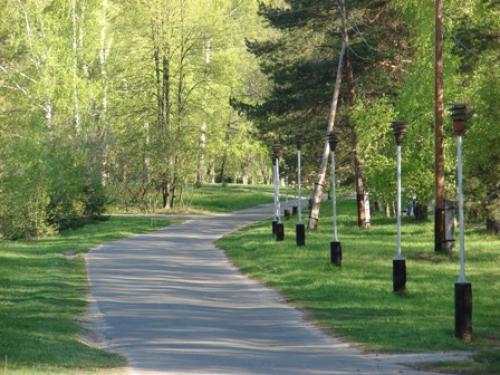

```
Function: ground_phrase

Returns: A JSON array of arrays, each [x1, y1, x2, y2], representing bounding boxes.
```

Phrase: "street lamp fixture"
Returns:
[[273, 143, 285, 241], [392, 120, 409, 292], [328, 131, 341, 266], [451, 103, 472, 341], [284, 165, 291, 219], [271, 150, 278, 236], [295, 134, 305, 246]]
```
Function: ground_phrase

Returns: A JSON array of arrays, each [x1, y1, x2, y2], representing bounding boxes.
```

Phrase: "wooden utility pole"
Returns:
[[308, 43, 346, 229], [434, 0, 446, 252]]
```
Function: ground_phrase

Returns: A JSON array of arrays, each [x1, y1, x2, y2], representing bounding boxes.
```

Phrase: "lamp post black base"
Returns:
[[284, 209, 291, 219], [393, 258, 406, 292], [292, 206, 298, 215], [330, 241, 342, 266], [272, 220, 278, 236], [455, 282, 473, 341], [296, 224, 305, 246], [276, 223, 285, 241]]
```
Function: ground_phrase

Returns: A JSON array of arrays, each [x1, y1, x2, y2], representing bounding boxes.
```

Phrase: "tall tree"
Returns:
[[434, 0, 446, 251]]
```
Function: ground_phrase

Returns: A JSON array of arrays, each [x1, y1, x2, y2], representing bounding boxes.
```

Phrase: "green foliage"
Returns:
[[352, 97, 396, 204], [391, 0, 499, 224], [0, 0, 272, 238]]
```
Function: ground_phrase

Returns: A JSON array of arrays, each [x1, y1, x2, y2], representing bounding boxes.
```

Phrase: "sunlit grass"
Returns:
[[185, 185, 273, 212], [218, 199, 500, 374], [110, 183, 274, 214], [0, 217, 172, 374]]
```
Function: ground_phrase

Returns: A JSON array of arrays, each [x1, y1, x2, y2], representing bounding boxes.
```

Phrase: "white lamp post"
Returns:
[[273, 143, 284, 241], [392, 120, 408, 292], [451, 103, 472, 341], [271, 150, 278, 236], [295, 134, 305, 246], [328, 131, 341, 266], [284, 165, 291, 219]]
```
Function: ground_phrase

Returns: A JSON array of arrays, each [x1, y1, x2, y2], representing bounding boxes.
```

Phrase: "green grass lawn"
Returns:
[[217, 200, 500, 374], [109, 183, 276, 214], [183, 184, 273, 212], [0, 217, 172, 375]]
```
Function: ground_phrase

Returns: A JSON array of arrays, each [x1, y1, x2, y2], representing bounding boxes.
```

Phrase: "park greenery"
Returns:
[[0, 0, 273, 239], [0, 0, 498, 373], [218, 200, 500, 374], [1, 0, 498, 240]]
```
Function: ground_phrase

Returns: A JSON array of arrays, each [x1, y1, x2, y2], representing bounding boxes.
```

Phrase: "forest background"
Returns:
[[0, 0, 498, 240]]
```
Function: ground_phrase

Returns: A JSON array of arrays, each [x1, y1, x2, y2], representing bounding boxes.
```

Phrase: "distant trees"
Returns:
[[0, 0, 270, 239], [0, 0, 497, 239], [243, 0, 499, 232], [243, 0, 410, 228]]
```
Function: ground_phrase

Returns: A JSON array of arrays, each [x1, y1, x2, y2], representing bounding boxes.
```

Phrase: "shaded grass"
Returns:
[[217, 200, 500, 374], [0, 217, 172, 374]]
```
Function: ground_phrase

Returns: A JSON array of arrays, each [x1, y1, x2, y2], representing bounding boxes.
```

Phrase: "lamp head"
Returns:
[[391, 120, 409, 146], [451, 103, 468, 136], [327, 131, 338, 152], [272, 143, 282, 159], [295, 134, 304, 150]]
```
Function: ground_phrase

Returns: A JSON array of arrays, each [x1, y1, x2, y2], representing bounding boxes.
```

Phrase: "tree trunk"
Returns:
[[339, 0, 368, 228], [434, 0, 446, 251], [197, 39, 210, 185], [219, 155, 227, 183], [169, 185, 176, 209], [71, 0, 80, 132], [162, 54, 170, 128], [144, 120, 151, 185], [154, 46, 163, 128], [209, 162, 216, 183], [416, 204, 429, 221], [162, 182, 170, 209], [242, 156, 251, 185], [353, 131, 368, 228], [197, 121, 206, 184], [385, 202, 392, 218], [486, 219, 500, 234], [99, 0, 109, 185], [308, 43, 346, 229]]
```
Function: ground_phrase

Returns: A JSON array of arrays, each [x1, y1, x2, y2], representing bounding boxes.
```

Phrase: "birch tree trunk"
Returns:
[[307, 43, 346, 229], [197, 39, 211, 185], [99, 0, 111, 185], [71, 0, 80, 131]]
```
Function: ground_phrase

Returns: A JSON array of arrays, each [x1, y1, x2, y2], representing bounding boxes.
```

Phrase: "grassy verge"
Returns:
[[110, 184, 275, 214], [0, 217, 173, 375], [183, 184, 273, 212], [217, 200, 500, 374]]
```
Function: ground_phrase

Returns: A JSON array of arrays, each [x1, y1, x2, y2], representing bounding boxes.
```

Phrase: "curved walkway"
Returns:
[[87, 204, 465, 375]]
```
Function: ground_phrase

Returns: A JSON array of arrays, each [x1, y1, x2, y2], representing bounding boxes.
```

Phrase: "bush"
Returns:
[[82, 183, 108, 218]]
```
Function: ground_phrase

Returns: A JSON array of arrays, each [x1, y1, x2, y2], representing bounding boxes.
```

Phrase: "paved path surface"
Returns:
[[87, 204, 466, 375]]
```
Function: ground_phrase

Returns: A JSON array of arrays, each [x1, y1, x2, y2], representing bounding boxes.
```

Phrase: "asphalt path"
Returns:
[[87, 204, 465, 375]]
